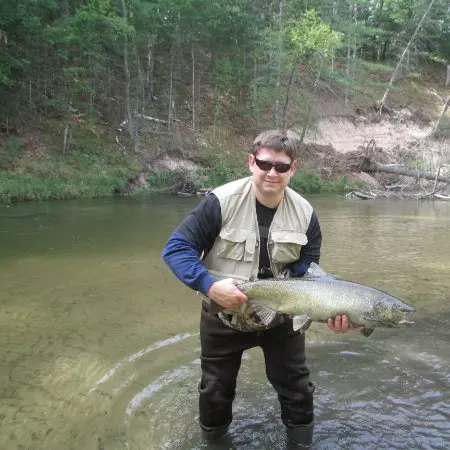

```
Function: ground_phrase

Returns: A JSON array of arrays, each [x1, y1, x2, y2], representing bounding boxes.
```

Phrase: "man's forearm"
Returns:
[[162, 232, 216, 295]]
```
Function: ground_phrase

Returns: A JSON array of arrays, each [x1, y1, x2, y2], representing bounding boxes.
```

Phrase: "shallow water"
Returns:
[[1, 196, 449, 449]]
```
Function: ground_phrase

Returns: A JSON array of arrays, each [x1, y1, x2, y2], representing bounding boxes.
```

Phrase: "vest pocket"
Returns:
[[269, 231, 308, 263], [215, 229, 256, 262]]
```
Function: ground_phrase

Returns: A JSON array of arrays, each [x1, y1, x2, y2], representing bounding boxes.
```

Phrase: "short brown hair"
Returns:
[[252, 130, 300, 160]]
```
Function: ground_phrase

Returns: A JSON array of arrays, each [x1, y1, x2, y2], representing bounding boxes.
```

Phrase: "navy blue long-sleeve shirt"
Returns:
[[162, 193, 322, 295]]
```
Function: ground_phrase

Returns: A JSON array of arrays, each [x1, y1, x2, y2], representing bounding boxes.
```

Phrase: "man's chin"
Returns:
[[262, 185, 282, 195]]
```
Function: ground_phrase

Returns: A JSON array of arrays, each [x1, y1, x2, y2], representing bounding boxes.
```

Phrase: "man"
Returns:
[[162, 130, 359, 449]]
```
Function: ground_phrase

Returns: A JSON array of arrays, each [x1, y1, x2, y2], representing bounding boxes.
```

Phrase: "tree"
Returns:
[[379, 0, 437, 112]]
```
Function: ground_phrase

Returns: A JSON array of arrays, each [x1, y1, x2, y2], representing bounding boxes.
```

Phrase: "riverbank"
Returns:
[[0, 125, 448, 204], [1, 66, 449, 204], [0, 122, 361, 204], [0, 162, 355, 204], [0, 121, 141, 203]]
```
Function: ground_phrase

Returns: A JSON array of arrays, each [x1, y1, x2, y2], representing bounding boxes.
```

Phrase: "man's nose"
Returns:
[[268, 166, 278, 175]]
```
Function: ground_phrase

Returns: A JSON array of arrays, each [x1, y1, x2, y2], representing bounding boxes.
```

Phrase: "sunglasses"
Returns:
[[254, 157, 292, 173]]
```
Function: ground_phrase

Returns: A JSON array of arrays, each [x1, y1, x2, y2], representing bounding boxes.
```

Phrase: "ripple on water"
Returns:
[[92, 336, 449, 450]]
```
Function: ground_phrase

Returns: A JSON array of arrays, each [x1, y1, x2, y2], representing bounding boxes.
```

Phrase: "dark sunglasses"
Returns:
[[254, 157, 292, 173]]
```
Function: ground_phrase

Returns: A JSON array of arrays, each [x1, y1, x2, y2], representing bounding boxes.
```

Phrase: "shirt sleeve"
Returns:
[[161, 194, 222, 295], [289, 210, 322, 277], [300, 211, 322, 264]]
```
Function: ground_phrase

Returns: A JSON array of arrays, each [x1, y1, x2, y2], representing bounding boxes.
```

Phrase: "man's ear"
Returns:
[[248, 153, 256, 172], [290, 159, 298, 173]]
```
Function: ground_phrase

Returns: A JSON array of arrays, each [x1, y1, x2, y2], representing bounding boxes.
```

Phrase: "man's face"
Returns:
[[248, 147, 298, 199]]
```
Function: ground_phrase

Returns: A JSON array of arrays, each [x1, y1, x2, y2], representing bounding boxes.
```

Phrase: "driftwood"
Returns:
[[346, 187, 449, 200], [434, 193, 450, 200], [346, 191, 376, 200], [362, 160, 450, 184]]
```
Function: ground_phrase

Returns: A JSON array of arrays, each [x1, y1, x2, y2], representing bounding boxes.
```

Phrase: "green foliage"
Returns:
[[288, 9, 342, 60], [0, 137, 24, 169], [290, 170, 351, 194], [0, 170, 126, 203], [138, 162, 353, 197], [0, 121, 140, 203], [140, 170, 186, 194], [197, 161, 248, 188], [0, 0, 449, 203]]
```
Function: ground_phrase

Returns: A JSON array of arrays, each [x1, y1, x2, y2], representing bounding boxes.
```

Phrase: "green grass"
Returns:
[[0, 122, 141, 203], [0, 120, 358, 203], [136, 170, 188, 195], [290, 170, 351, 194], [0, 164, 134, 203], [136, 162, 355, 197], [196, 161, 249, 188]]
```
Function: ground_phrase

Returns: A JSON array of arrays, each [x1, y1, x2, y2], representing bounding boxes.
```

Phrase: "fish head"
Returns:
[[372, 296, 416, 327]]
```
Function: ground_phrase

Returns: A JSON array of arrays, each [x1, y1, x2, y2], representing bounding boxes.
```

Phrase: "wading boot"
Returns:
[[200, 423, 234, 448], [286, 421, 314, 449]]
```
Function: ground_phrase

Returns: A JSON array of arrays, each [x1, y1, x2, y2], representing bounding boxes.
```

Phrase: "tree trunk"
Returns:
[[252, 58, 259, 131], [274, 0, 284, 128], [191, 44, 196, 132], [281, 62, 296, 129], [379, 0, 436, 113], [364, 161, 450, 183], [134, 36, 145, 113], [344, 3, 353, 105], [381, 40, 388, 61], [445, 64, 450, 88], [299, 69, 321, 145], [62, 100, 72, 155], [168, 36, 175, 134], [146, 36, 156, 101], [120, 0, 135, 149], [433, 95, 450, 134], [352, 3, 357, 77]]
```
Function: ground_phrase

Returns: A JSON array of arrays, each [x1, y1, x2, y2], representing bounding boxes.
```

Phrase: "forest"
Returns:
[[1, 0, 449, 201]]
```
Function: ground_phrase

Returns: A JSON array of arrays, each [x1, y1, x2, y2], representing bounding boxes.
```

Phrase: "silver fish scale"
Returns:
[[237, 277, 414, 328]]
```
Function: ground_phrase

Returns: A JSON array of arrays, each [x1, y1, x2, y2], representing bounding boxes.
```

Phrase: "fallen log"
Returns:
[[362, 160, 450, 184], [434, 193, 450, 200], [346, 190, 376, 199]]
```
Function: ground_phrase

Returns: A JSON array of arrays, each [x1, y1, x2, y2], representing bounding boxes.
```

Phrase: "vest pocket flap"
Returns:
[[219, 228, 247, 242], [216, 229, 255, 262], [270, 231, 307, 263], [270, 231, 308, 245]]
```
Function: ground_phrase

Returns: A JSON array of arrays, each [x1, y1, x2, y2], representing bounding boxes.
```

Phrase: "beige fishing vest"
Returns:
[[202, 176, 313, 331]]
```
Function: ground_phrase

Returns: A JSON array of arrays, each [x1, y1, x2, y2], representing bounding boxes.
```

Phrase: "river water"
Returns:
[[0, 196, 449, 450]]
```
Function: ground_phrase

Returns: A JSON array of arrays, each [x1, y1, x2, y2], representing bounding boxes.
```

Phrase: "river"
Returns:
[[0, 196, 449, 450]]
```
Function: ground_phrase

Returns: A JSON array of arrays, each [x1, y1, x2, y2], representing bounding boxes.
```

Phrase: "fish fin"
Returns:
[[292, 315, 312, 332], [303, 263, 329, 279], [362, 327, 374, 337], [251, 301, 277, 326]]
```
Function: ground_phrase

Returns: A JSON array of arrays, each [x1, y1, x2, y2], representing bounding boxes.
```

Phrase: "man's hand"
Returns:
[[327, 314, 365, 333], [207, 278, 248, 311]]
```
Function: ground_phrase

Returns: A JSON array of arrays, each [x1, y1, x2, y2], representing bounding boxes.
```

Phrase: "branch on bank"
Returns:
[[345, 141, 450, 200], [361, 160, 450, 184], [118, 114, 180, 132]]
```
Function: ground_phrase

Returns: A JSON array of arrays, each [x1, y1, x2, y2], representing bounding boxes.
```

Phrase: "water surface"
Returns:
[[1, 196, 449, 449]]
